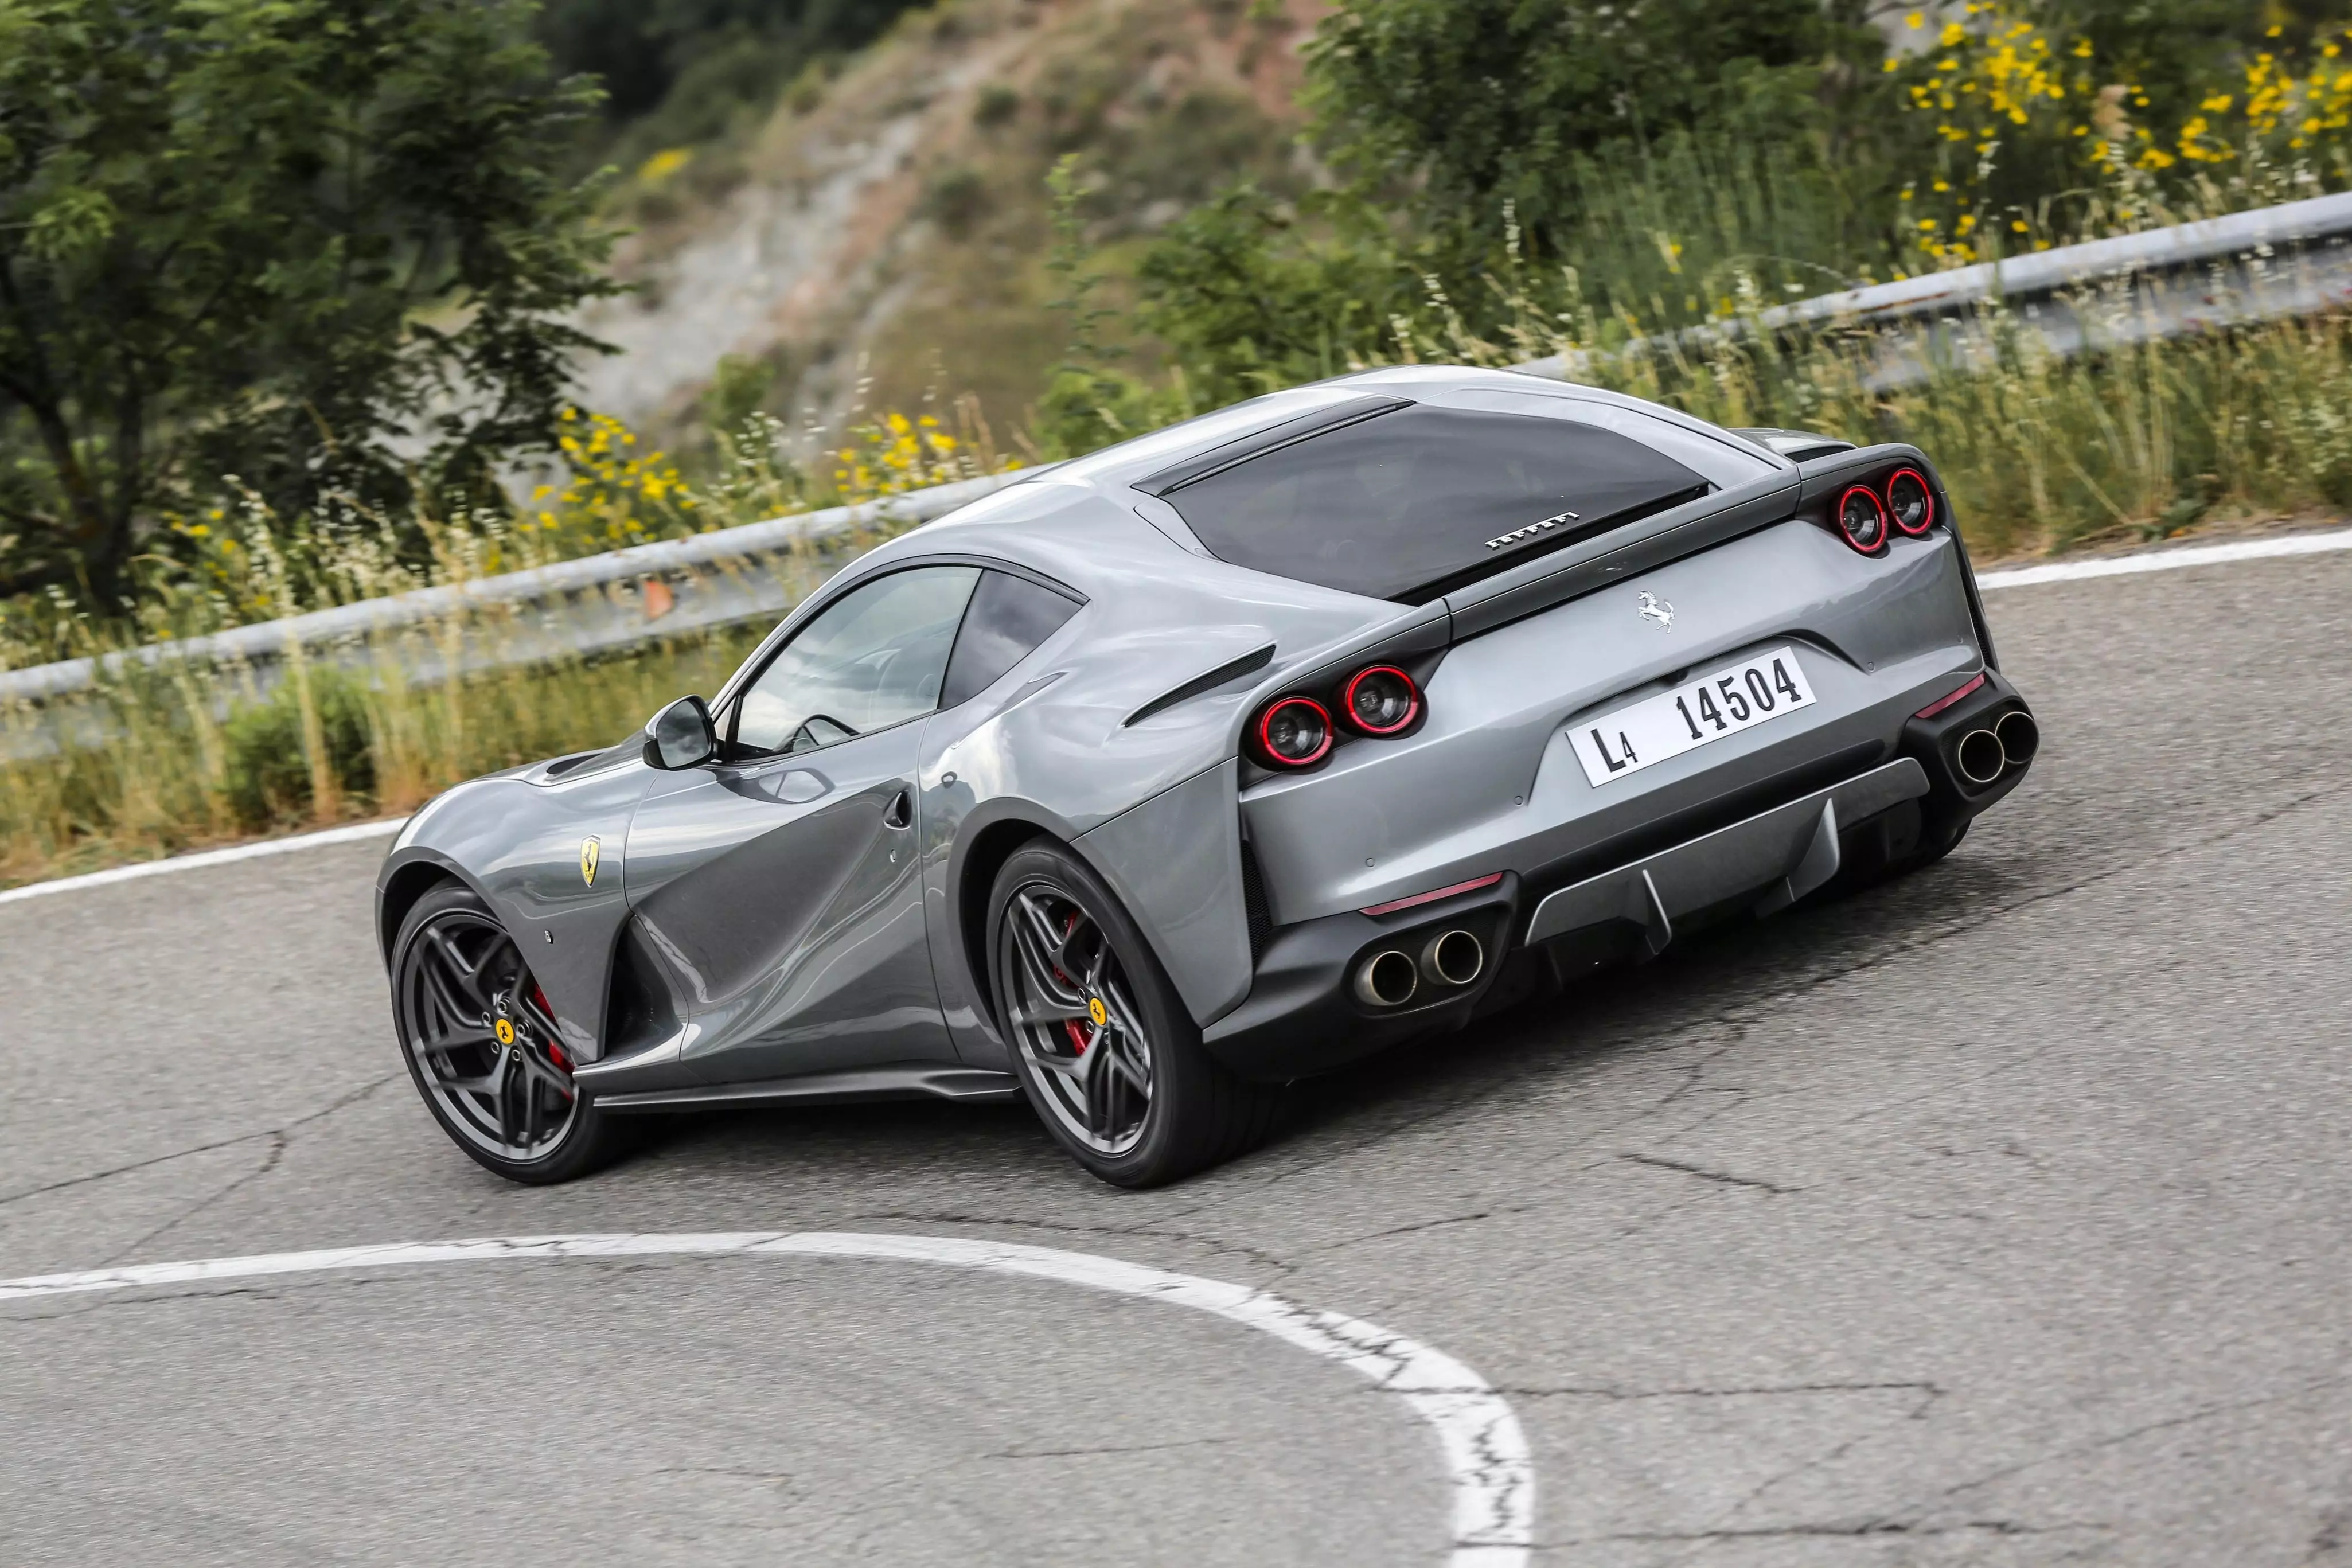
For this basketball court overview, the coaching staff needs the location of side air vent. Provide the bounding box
[1124,643,1277,727]
[1239,840,1273,967]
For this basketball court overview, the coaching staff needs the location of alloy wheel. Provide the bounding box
[1000,881,1155,1156]
[396,908,579,1162]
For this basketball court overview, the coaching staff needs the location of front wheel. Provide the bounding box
[989,842,1281,1188]
[391,884,635,1184]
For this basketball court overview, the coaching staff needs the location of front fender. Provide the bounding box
[372,762,651,1063]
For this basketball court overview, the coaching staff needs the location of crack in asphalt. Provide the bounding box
[1,1072,399,1214]
[985,1437,1234,1460]
[89,1074,403,1267]
[1498,1380,1943,1402]
[1306,1207,1515,1254]
[1912,1375,2352,1511]
[0,1132,277,1210]
[1613,1152,1798,1195]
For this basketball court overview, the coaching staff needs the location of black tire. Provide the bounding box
[987,842,1282,1188]
[391,884,637,1185]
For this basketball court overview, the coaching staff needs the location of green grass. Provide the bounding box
[1401,263,2352,559]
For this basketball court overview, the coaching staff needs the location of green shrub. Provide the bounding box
[220,672,377,829]
[973,84,1020,127]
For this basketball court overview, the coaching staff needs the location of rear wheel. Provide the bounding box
[989,842,1281,1188]
[391,884,635,1184]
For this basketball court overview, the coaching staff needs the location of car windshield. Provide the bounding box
[1160,403,1712,602]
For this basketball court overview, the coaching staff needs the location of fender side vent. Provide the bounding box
[1240,840,1273,966]
[1124,643,1276,727]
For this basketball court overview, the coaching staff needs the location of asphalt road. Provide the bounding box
[7,549,2352,1566]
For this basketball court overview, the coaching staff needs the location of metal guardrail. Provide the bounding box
[1514,189,2352,391]
[1,470,1043,756]
[7,191,2352,756]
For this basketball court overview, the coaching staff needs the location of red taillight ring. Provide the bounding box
[1340,665,1421,736]
[1254,696,1333,768]
[1836,485,1889,555]
[1886,467,1936,536]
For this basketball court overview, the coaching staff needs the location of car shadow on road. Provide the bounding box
[609,848,2054,1194]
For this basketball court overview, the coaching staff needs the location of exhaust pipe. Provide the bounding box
[1994,709,2039,769]
[1419,929,1484,988]
[1352,950,1419,1009]
[1955,727,2006,786]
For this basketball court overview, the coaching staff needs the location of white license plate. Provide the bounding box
[1571,647,1817,787]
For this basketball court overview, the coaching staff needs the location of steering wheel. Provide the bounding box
[785,712,859,754]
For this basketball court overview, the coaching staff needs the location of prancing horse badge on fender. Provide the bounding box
[580,836,602,887]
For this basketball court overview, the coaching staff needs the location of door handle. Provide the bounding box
[883,789,913,830]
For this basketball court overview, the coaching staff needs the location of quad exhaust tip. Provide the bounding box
[1354,949,1419,1009]
[1356,930,1484,1010]
[1955,727,2007,786]
[1995,708,2039,767]
[1420,929,1484,988]
[1955,708,2038,787]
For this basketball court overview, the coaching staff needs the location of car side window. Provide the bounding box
[732,565,981,756]
[940,570,1082,708]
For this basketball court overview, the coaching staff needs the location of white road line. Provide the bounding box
[0,817,406,908]
[1976,525,2352,590]
[0,1230,1534,1566]
[4,524,2342,908]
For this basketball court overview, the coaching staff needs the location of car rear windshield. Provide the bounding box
[1158,403,1711,603]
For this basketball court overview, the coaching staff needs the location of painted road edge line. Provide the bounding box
[0,1231,1535,1567]
[6,524,2345,908]
[1976,525,2352,590]
[0,816,407,908]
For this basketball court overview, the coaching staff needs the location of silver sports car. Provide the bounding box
[375,365,2035,1187]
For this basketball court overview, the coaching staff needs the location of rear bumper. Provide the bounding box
[1522,758,1926,950]
[1204,676,2034,1081]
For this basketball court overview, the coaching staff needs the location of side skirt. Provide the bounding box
[594,1064,1019,1114]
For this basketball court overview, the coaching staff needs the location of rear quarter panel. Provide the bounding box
[1242,518,1983,924]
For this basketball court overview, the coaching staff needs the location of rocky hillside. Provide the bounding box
[572,0,1330,450]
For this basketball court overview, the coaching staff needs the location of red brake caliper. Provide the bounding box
[1056,912,1089,1056]
[532,984,575,1082]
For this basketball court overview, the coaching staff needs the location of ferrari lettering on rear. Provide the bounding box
[1484,509,1581,551]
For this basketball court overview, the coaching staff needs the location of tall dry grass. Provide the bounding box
[1395,240,2352,558]
[0,397,1016,887]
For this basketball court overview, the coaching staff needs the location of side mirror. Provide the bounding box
[643,695,717,770]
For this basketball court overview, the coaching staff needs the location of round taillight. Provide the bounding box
[1341,665,1420,735]
[1836,486,1889,555]
[1254,696,1333,768]
[1886,469,1934,536]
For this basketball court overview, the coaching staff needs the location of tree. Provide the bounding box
[0,0,621,600]
[536,0,925,146]
[1136,186,1411,404]
[1302,0,1846,251]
